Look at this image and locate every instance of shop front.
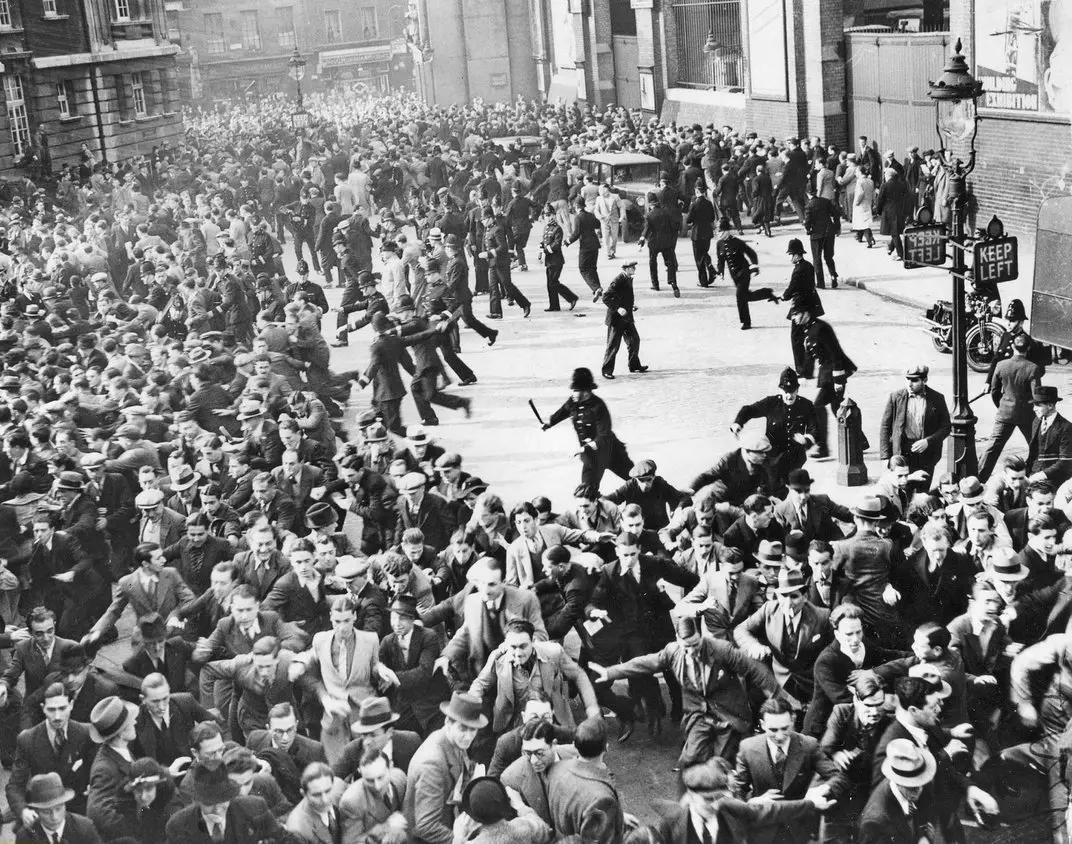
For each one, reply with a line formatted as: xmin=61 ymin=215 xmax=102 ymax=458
xmin=317 ymin=44 xmax=392 ymax=92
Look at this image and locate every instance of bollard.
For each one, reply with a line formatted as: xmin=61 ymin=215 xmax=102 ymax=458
xmin=836 ymin=398 xmax=868 ymax=486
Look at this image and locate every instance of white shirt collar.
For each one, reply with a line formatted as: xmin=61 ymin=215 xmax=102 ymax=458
xmin=240 ymin=618 xmax=261 ymax=638
xmin=895 ymin=710 xmax=929 ymax=748
xmin=767 ymin=737 xmax=789 ymax=761
xmin=890 ymin=783 xmax=915 ymax=816
xmin=690 ymin=809 xmax=718 ymax=843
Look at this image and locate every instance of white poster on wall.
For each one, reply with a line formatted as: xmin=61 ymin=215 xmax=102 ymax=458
xmin=748 ymin=0 xmax=788 ymax=99
xmin=550 ymin=0 xmax=575 ymax=73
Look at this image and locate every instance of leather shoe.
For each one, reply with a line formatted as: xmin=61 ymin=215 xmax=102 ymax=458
xmin=569 ymin=298 xmax=578 ymax=311
xmin=459 ymin=378 xmax=478 ymax=386
xmin=544 ymin=307 xmax=561 ymax=312
xmin=462 ymin=399 xmax=472 ymax=419
xmin=522 ymin=303 xmax=531 ymax=318
xmin=672 ymin=285 xmax=680 ymax=298
xmin=630 ymin=365 xmax=649 ymax=373
xmin=617 ymin=719 xmax=636 ymax=743
xmin=601 ymin=371 xmax=615 ymax=380
xmin=487 ymin=330 xmax=498 ymax=347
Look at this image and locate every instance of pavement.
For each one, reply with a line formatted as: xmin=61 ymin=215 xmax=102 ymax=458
xmin=0 ymin=212 xmax=1061 ymax=840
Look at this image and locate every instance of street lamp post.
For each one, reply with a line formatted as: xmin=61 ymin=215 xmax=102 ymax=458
xmin=287 ymin=47 xmax=309 ymax=129
xmin=928 ymin=38 xmax=984 ymax=480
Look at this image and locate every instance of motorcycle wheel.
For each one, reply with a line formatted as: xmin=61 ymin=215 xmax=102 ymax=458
xmin=931 ymin=329 xmax=952 ymax=354
xmin=966 ymin=323 xmax=1006 ymax=373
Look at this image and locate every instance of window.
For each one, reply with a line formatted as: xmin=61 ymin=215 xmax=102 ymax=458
xmin=0 ymin=0 xmax=12 ymax=28
xmin=43 ymin=0 xmax=58 ymax=16
xmin=56 ymin=79 xmax=76 ymax=117
xmin=670 ymin=0 xmax=744 ymax=90
xmin=240 ymin=9 xmax=260 ymax=50
xmin=204 ymin=12 xmax=224 ymax=53
xmin=131 ymin=71 xmax=147 ymax=116
xmin=357 ymin=6 xmax=377 ymax=38
xmin=114 ymin=0 xmax=130 ymax=20
xmin=277 ymin=5 xmax=295 ymax=48
xmin=324 ymin=9 xmax=341 ymax=43
xmin=4 ymin=75 xmax=30 ymax=156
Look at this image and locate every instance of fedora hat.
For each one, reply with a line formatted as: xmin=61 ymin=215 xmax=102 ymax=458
xmin=775 ymin=567 xmax=807 ymax=595
xmin=389 ymin=595 xmax=419 ymax=619
xmin=1032 ymin=385 xmax=1062 ymax=404
xmin=364 ymin=422 xmax=388 ymax=443
xmin=25 ymin=772 xmax=75 ymax=809
xmin=350 ymin=697 xmax=401 ymax=733
xmin=755 ymin=540 xmax=784 ymax=565
xmin=236 ymin=399 xmax=266 ymax=421
xmin=570 ymin=367 xmax=598 ymax=391
xmin=853 ymin=496 xmax=885 ymax=521
xmin=56 ymin=471 xmax=85 ymax=492
xmin=908 ymin=663 xmax=952 ymax=699
xmin=988 ymin=547 xmax=1029 ymax=582
xmin=170 ymin=465 xmax=201 ymax=492
xmin=881 ymin=739 xmax=937 ymax=787
xmin=58 ymin=643 xmax=92 ymax=674
xmin=182 ymin=761 xmax=241 ymax=804
xmin=89 ymin=695 xmax=139 ymax=743
xmin=439 ymin=691 xmax=488 ymax=730
xmin=304 ymin=502 xmax=338 ymax=530
xmin=957 ymin=476 xmax=984 ymax=504
xmin=124 ymin=757 xmax=168 ymax=791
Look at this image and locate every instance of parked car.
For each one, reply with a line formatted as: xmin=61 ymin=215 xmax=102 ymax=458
xmin=579 ymin=151 xmax=661 ymax=240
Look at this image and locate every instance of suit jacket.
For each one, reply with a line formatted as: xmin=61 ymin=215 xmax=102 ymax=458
xmin=733 ymin=733 xmax=845 ymax=844
xmin=237 ymin=490 xmax=297 ymax=535
xmin=133 ymin=692 xmax=214 ymax=764
xmin=165 ymin=795 xmax=289 ymax=844
xmin=773 ymin=493 xmax=851 ymax=543
xmin=608 ymin=635 xmax=780 ymax=733
xmin=332 ymin=730 xmax=422 ymax=781
xmin=200 ymin=650 xmax=298 ymax=737
xmin=990 ymin=356 xmax=1042 ymax=423
xmin=138 ymin=508 xmax=186 ymax=550
xmin=500 ymin=749 xmax=579 ymax=828
xmin=442 ymin=586 xmax=548 ymax=681
xmin=193 ymin=610 xmax=307 ymax=663
xmin=379 ymin=626 xmax=445 ymax=731
xmin=879 ymin=386 xmax=950 ymax=465
xmin=90 ymin=567 xmax=196 ymax=638
xmin=602 ymin=272 xmax=636 ymax=327
xmin=122 ymin=641 xmax=190 ymax=693
xmin=807 ymin=639 xmax=907 ymax=737
xmin=7 ymin=718 xmax=96 ymax=817
xmin=298 ymin=629 xmax=381 ymax=708
xmin=858 ymin=779 xmax=938 ymax=844
xmin=820 ymin=704 xmax=892 ymax=799
xmin=655 ymin=798 xmax=818 ymax=844
xmin=272 ymin=465 xmax=324 ymax=516
xmin=734 ymin=601 xmax=832 ymax=699
xmin=363 ymin=334 xmax=412 ymax=403
xmin=232 ymin=550 xmax=292 ymax=602
xmin=1028 ymin=412 xmax=1072 ymax=487
xmin=404 ymin=728 xmax=473 ymax=844
xmin=547 ymin=757 xmax=623 ymax=844
xmin=393 ymin=492 xmax=456 ymax=552
xmin=680 ymin=570 xmax=763 ymax=640
xmin=946 ymin=611 xmax=1011 ymax=680
xmin=87 ymin=744 xmax=135 ymax=840
xmin=162 ymin=534 xmax=234 ymax=594
xmin=470 ymin=640 xmax=599 ymax=733
xmin=1 ymin=636 xmax=80 ymax=698
xmin=263 ymin=571 xmax=330 ymax=635
xmin=339 ymin=767 xmax=407 ymax=844
xmin=285 ymin=796 xmax=340 ymax=844
xmin=1012 ymin=573 xmax=1072 ymax=638
xmin=895 ymin=547 xmax=974 ymax=628
xmin=15 ymin=812 xmax=103 ymax=844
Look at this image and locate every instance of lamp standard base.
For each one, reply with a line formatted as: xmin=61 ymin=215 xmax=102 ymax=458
xmin=947 ymin=410 xmax=978 ymax=480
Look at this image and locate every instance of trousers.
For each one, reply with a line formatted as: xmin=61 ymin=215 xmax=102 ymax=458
xmin=602 ymin=321 xmax=641 ymax=375
xmin=488 ymin=264 xmax=530 ymax=317
xmin=578 ymin=249 xmax=601 ymax=294
xmin=648 ymin=246 xmax=678 ymax=288
xmin=692 ymin=237 xmax=713 ymax=286
xmin=809 ymin=234 xmax=837 ymax=287
xmin=411 ymin=371 xmax=467 ymax=425
xmin=545 ymin=259 xmax=578 ymax=310
xmin=978 ymin=416 xmax=1034 ymax=481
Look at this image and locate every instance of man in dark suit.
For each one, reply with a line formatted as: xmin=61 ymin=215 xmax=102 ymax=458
xmin=732 ymin=698 xmax=846 ymax=844
xmin=7 ymin=682 xmax=96 ymax=825
xmin=773 ymin=469 xmax=851 ymax=543
xmin=165 ymin=761 xmax=289 ymax=844
xmin=1003 ymin=479 xmax=1068 ymax=552
xmin=392 ymin=471 xmax=455 ymax=552
xmin=246 ymin=701 xmax=328 ymax=804
xmin=133 ymin=673 xmax=214 ymax=765
xmin=377 ymin=595 xmax=446 ymax=735
xmin=332 ymin=697 xmax=423 ymax=780
xmin=655 ymin=756 xmax=833 ymax=844
xmin=500 ymin=718 xmax=578 ymax=828
xmin=782 ymin=239 xmax=825 ymax=378
xmin=639 ymin=193 xmax=681 ymax=296
xmin=162 ymin=512 xmax=235 ymax=595
xmin=261 ymin=537 xmax=329 ymax=636
xmin=357 ymin=313 xmax=414 ymax=438
xmin=734 ymin=568 xmax=833 ymax=706
xmin=947 ymin=580 xmax=1012 ymax=734
xmin=879 ymin=365 xmax=951 ymax=491
xmin=21 ymin=645 xmax=119 ymax=731
xmin=547 ymin=717 xmax=624 ymax=844
xmin=600 ymin=260 xmax=646 ymax=379
xmin=979 ymin=334 xmax=1043 ymax=481
xmin=13 ymin=771 xmax=103 ymax=844
xmin=0 ymin=607 xmax=79 ymax=710
xmin=595 ymin=615 xmax=782 ymax=769
xmin=715 ymin=217 xmax=772 ymax=331
xmin=686 ymin=181 xmax=717 ymax=287
xmin=858 ymin=739 xmax=939 ymax=844
xmin=895 ymin=519 xmax=975 ymax=631
xmin=804 ymin=188 xmax=841 ymax=289
xmin=1011 ymin=511 xmax=1062 ymax=594
xmin=121 ymin=614 xmax=191 ymax=694
xmin=679 ymin=547 xmax=763 ymax=640
xmin=19 ymin=515 xmax=95 ymax=638
xmin=231 ymin=524 xmax=292 ymax=602
xmin=818 ymin=673 xmax=893 ymax=843
xmin=192 ymin=584 xmax=306 ymax=665
xmin=199 ymin=636 xmax=299 ymax=739
xmin=237 ymin=472 xmax=297 ymax=536
xmin=81 ymin=452 xmax=137 ymax=580
xmin=690 ymin=433 xmax=786 ymax=506
xmin=1027 ymin=384 xmax=1072 ymax=488
xmin=0 ymin=429 xmax=52 ymax=501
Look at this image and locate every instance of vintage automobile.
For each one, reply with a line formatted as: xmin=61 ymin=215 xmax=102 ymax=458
xmin=578 ymin=151 xmax=662 ymax=240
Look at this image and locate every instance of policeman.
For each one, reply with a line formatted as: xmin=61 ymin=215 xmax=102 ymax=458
xmin=782 ymin=238 xmax=825 ymax=379
xmin=732 ymin=367 xmax=819 ymax=474
xmin=803 ymin=312 xmax=857 ymax=459
xmin=715 ymin=218 xmax=775 ymax=330
xmin=985 ymin=298 xmax=1050 ymax=384
xmin=542 ymin=367 xmax=634 ymax=489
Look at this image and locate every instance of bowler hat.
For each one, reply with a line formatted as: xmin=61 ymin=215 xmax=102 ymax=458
xmin=787 ymin=468 xmax=813 ymax=489
xmin=24 ymin=772 xmax=76 ymax=809
xmin=784 ymin=530 xmax=809 ymax=562
xmin=778 ymin=367 xmax=799 ymax=393
xmin=439 ymin=691 xmax=489 ymax=729
xmin=570 ymin=367 xmax=598 ymax=391
xmin=786 ymin=238 xmax=805 ymax=255
xmin=304 ymin=502 xmax=338 ymax=531
xmin=881 ymin=739 xmax=937 ymax=787
xmin=1032 ymin=385 xmax=1062 ymax=404
xmin=89 ymin=695 xmax=139 ymax=743
xmin=364 ymin=422 xmax=388 ymax=442
xmin=181 ymin=762 xmax=241 ymax=804
xmin=350 ymin=697 xmax=401 ymax=733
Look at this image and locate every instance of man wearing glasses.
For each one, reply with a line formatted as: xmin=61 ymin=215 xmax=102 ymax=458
xmin=879 ymin=365 xmax=951 ymax=496
xmin=246 ymin=702 xmax=329 ymax=805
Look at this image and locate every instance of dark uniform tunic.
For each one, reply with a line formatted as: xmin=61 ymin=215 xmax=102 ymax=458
xmin=546 ymin=393 xmax=633 ymax=490
xmin=716 ymin=235 xmax=773 ymax=329
xmin=733 ymin=395 xmax=819 ymax=473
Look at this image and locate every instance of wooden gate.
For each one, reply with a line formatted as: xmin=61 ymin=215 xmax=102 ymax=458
xmin=612 ymin=35 xmax=640 ymax=109
xmin=845 ymin=32 xmax=949 ymax=155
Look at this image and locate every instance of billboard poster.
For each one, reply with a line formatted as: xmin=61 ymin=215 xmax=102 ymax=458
xmin=974 ymin=0 xmax=1070 ymax=114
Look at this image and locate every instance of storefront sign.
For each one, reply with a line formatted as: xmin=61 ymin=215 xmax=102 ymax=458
xmin=319 ymin=46 xmax=391 ymax=70
xmin=975 ymin=0 xmax=1070 ymax=114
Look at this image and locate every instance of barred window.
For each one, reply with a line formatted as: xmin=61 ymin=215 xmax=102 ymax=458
xmin=670 ymin=0 xmax=744 ymax=90
xmin=4 ymin=75 xmax=31 ymax=156
xmin=131 ymin=71 xmax=147 ymax=116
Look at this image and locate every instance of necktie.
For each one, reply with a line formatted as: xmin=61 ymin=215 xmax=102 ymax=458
xmin=798 ymin=503 xmax=807 ymax=526
xmin=209 ymin=821 xmax=224 ymax=843
xmin=772 ymin=745 xmax=786 ymax=781
xmin=51 ymin=833 xmax=61 ymax=844
xmin=703 ymin=826 xmax=714 ymax=844
xmin=54 ymin=729 xmax=66 ymax=757
xmin=727 ymin=578 xmax=737 ymax=611
xmin=382 ymin=786 xmax=394 ymax=812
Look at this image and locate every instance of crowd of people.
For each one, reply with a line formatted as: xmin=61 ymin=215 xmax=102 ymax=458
xmin=0 ymin=86 xmax=1070 ymax=844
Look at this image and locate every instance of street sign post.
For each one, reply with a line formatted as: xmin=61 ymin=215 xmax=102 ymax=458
xmin=903 ymin=224 xmax=948 ymax=269
xmin=973 ymin=216 xmax=1018 ymax=284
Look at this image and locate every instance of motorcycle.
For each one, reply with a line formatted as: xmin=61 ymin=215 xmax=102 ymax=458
xmin=921 ymin=291 xmax=1007 ymax=374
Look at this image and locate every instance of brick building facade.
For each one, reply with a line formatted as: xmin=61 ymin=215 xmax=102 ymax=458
xmin=0 ymin=0 xmax=181 ymax=178
xmin=176 ymin=0 xmax=406 ymax=103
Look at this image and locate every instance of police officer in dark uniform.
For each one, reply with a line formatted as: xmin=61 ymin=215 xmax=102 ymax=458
xmin=985 ymin=298 xmax=1050 ymax=384
xmin=803 ymin=311 xmax=857 ymax=458
xmin=465 ymin=192 xmax=491 ymax=296
xmin=542 ymin=367 xmax=634 ymax=490
xmin=332 ymin=233 xmax=364 ymax=346
xmin=782 ymin=238 xmax=825 ymax=379
xmin=715 ymin=218 xmax=775 ymax=330
xmin=731 ymin=367 xmax=819 ymax=474
xmin=600 ymin=260 xmax=647 ymax=380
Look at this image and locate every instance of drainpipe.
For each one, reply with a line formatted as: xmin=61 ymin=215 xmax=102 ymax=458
xmin=76 ymin=0 xmax=110 ymax=163
xmin=455 ymin=0 xmax=471 ymax=101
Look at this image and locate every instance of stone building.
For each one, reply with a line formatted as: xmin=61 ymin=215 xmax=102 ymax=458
xmin=0 ymin=0 xmax=181 ymax=177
